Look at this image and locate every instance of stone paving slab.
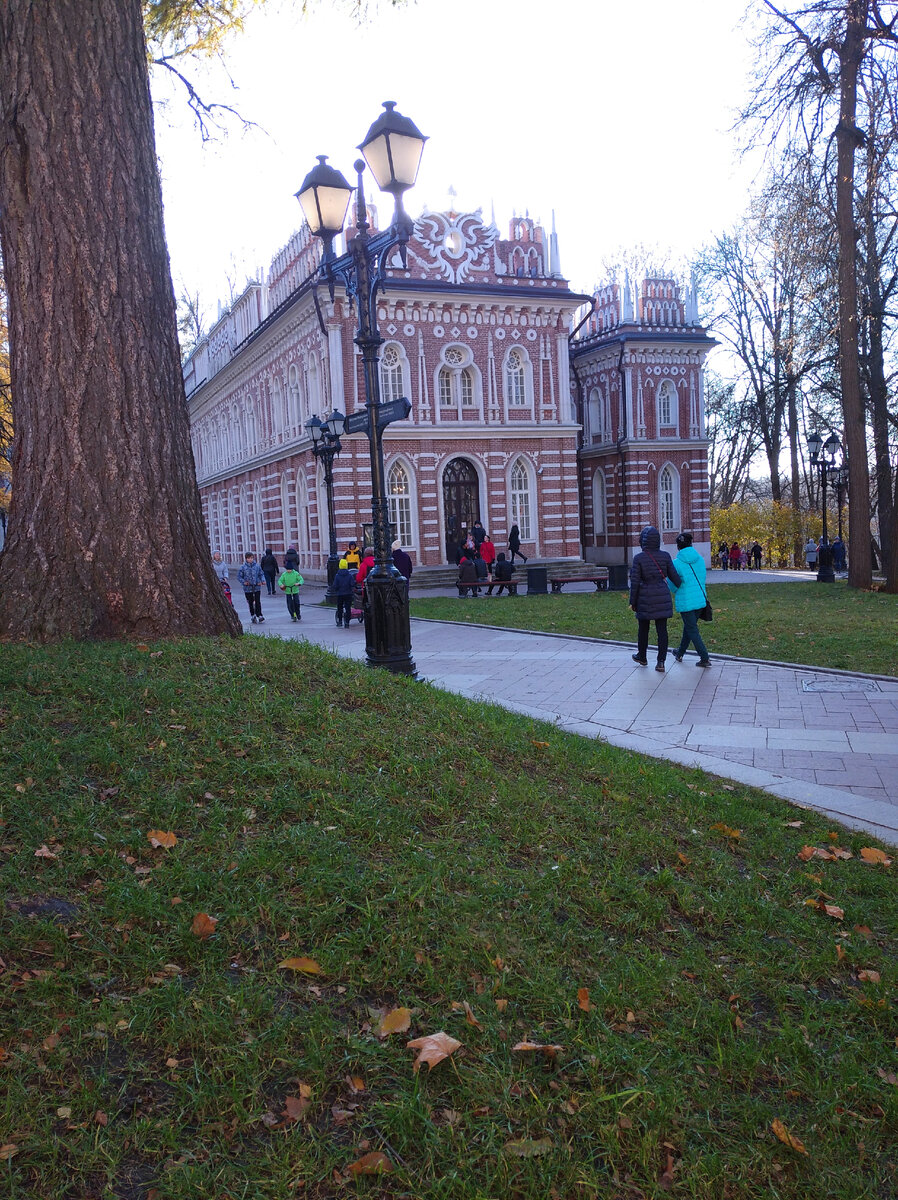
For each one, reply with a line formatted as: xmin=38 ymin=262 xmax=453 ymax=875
xmin=246 ymin=587 xmax=898 ymax=845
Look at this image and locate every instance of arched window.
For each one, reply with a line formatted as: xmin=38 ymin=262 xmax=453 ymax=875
xmin=506 ymin=349 xmax=527 ymax=406
xmin=380 ymin=344 xmax=405 ymax=403
xmin=388 ymin=461 xmax=413 ymax=546
xmin=253 ymin=482 xmax=264 ymax=552
xmin=280 ymin=473 xmax=294 ymax=549
xmin=510 ymin=458 xmax=532 ymax=540
xmin=658 ymin=380 xmax=676 ymax=430
xmin=659 ymin=465 xmax=679 ymax=532
xmin=437 ymin=346 xmax=480 ymax=419
xmin=308 ymin=355 xmax=320 ymax=415
xmin=230 ymin=487 xmax=240 ymax=554
xmin=588 ymin=387 xmax=602 ymax=443
xmin=295 ymin=473 xmax=311 ymax=561
xmin=592 ymin=469 xmax=607 ymax=537
xmin=288 ymin=364 xmax=300 ymax=432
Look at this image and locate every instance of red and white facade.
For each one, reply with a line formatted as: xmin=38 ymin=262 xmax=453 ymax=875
xmin=571 ymin=276 xmax=715 ymax=564
xmin=185 ymin=210 xmax=714 ymax=572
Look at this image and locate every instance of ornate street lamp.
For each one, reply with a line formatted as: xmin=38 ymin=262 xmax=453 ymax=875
xmin=833 ymin=464 xmax=849 ymax=542
xmin=297 ymin=102 xmax=427 ymax=675
xmin=305 ymin=409 xmax=345 ymax=603
xmin=807 ymin=429 xmax=842 ymax=583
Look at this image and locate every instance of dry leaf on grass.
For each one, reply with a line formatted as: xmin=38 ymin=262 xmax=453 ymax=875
xmin=283 ymin=1094 xmax=310 ymax=1121
xmin=771 ymin=1118 xmax=808 ymax=1154
xmin=346 ymin=1150 xmax=392 ymax=1176
xmin=858 ymin=970 xmax=881 ymax=983
xmin=577 ymin=987 xmax=592 ymax=1012
xmin=860 ymin=847 xmax=893 ymax=866
xmin=406 ymin=1030 xmax=461 ymax=1072
xmin=379 ymin=1006 xmax=412 ymax=1037
xmin=495 ymin=997 xmax=509 ymax=1012
xmin=504 ymin=1136 xmax=553 ymax=1157
xmin=0 ymin=1145 xmax=19 ymax=1161
xmin=190 ymin=912 xmax=218 ymax=939
xmin=34 ymin=844 xmax=58 ymax=859
xmin=512 ymin=1041 xmax=564 ymax=1057
xmin=805 ymin=899 xmax=845 ymax=920
xmin=877 ymin=1068 xmax=898 ymax=1085
xmin=451 ymin=1000 xmax=483 ymax=1030
xmin=147 ymin=830 xmax=177 ymax=849
xmin=277 ymin=956 xmax=321 ymax=975
xmin=710 ymin=823 xmax=741 ymax=839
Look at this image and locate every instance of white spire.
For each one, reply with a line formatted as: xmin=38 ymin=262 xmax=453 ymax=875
xmin=548 ymin=209 xmax=562 ymax=278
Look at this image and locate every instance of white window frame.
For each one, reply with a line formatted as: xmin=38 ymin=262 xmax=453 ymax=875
xmin=658 ymin=379 xmax=677 ymax=432
xmin=659 ymin=464 xmax=679 ymax=532
xmin=435 ymin=345 xmax=482 ymax=421
xmin=592 ymin=468 xmax=607 ymax=537
xmin=509 ymin=457 xmax=533 ymax=541
xmin=387 ymin=458 xmax=415 ymax=547
xmin=379 ymin=343 xmax=408 ymax=404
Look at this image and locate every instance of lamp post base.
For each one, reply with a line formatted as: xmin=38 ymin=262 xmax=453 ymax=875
xmin=816 ymin=545 xmax=835 ymax=583
xmin=324 ymin=553 xmax=340 ymax=605
xmin=363 ymin=569 xmax=417 ymax=676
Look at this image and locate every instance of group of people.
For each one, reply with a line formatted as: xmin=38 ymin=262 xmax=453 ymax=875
xmin=455 ymin=522 xmax=527 ymax=596
xmin=716 ymin=540 xmax=763 ymax=570
xmin=804 ymin=536 xmax=847 ymax=572
xmin=629 ymin=526 xmax=711 ymax=672
xmin=212 ymin=538 xmax=416 ymax=628
xmin=454 ymin=522 xmax=528 ymax=567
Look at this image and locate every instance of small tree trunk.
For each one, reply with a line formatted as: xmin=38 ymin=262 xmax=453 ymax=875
xmin=0 ymin=0 xmax=240 ymax=640
xmin=835 ymin=0 xmax=873 ymax=589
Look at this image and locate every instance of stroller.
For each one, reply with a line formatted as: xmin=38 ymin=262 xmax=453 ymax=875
xmin=350 ymin=581 xmax=365 ymax=624
xmin=221 ymin=578 xmax=233 ymax=606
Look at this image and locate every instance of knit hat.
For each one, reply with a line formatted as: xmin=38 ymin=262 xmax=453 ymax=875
xmin=339 ymin=558 xmax=348 ymax=569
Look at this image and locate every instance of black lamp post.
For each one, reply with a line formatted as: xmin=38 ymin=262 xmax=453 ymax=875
xmin=296 ymin=101 xmax=426 ymax=676
xmin=305 ymin=409 xmax=345 ymax=603
xmin=807 ymin=429 xmax=842 ymax=583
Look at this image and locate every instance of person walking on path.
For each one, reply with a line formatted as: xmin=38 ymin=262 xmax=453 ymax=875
xmin=237 ymin=553 xmax=265 ymax=624
xmin=668 ymin=532 xmax=711 ymax=669
xmin=804 ymin=537 xmax=818 ymax=570
xmin=728 ymin=541 xmax=741 ymax=571
xmin=718 ymin=540 xmax=729 ymax=570
xmin=355 ymin=547 xmax=376 ymax=590
xmin=629 ymin=526 xmax=681 ymax=672
xmin=276 ymin=562 xmax=304 ymax=622
xmin=344 ymin=541 xmax=361 ymax=571
xmin=751 ymin=541 xmax=762 ymax=570
xmin=832 ymin=536 xmax=847 ymax=572
xmin=332 ymin=558 xmax=355 ymax=627
xmin=284 ymin=545 xmax=299 ymax=571
xmin=212 ymin=552 xmax=232 ymax=605
xmin=508 ymin=524 xmax=528 ymax=565
xmin=260 ymin=548 xmax=279 ymax=595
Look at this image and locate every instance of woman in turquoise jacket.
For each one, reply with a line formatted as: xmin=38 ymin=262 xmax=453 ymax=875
xmin=667 ymin=532 xmax=711 ymax=668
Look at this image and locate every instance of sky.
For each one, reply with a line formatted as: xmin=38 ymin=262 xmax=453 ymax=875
xmin=153 ymin=0 xmax=762 ymax=321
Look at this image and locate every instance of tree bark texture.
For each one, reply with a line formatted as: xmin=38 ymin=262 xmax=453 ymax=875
xmin=0 ymin=0 xmax=241 ymax=640
xmin=836 ymin=0 xmax=874 ymax=588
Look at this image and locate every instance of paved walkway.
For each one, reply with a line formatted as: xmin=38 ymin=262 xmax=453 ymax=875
xmin=242 ymin=577 xmax=898 ymax=846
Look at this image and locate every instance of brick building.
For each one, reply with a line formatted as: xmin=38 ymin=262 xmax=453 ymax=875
xmin=185 ymin=208 xmax=714 ymax=574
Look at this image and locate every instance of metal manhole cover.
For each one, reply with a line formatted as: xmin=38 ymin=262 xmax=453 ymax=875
xmin=801 ymin=678 xmax=881 ymax=693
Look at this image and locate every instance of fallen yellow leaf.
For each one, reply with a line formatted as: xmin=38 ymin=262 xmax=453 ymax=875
xmin=147 ymin=829 xmax=177 ymax=849
xmin=860 ymin=847 xmax=893 ymax=867
xmin=577 ymin=987 xmax=592 ymax=1012
xmin=710 ymin=823 xmax=741 ymax=839
xmin=771 ymin=1118 xmax=808 ymax=1154
xmin=346 ymin=1150 xmax=392 ymax=1176
xmin=379 ymin=1006 xmax=412 ymax=1037
xmin=277 ymin=956 xmax=321 ymax=975
xmin=190 ymin=912 xmax=217 ymax=939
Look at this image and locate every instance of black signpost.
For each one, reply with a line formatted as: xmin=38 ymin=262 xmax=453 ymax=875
xmin=344 ymin=397 xmax=411 ymax=437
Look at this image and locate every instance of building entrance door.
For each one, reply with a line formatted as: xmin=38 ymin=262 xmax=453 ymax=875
xmin=443 ymin=458 xmax=480 ymax=561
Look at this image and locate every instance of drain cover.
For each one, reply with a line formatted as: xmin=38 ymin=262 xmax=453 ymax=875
xmin=801 ymin=678 xmax=881 ymax=693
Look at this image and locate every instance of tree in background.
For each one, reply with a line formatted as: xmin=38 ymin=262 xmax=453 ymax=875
xmin=705 ymin=375 xmax=762 ymax=508
xmin=0 ymin=0 xmax=275 ymax=640
xmin=744 ymin=0 xmax=898 ymax=590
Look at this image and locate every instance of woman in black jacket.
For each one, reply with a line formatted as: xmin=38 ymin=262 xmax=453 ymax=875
xmin=629 ymin=526 xmax=681 ymax=672
xmin=508 ymin=524 xmax=528 ymax=565
xmin=260 ymin=548 xmax=279 ymax=595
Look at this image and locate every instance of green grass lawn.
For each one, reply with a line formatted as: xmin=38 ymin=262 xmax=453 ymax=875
xmin=410 ymin=581 xmax=898 ymax=677
xmin=1 ymin=636 xmax=896 ymax=1199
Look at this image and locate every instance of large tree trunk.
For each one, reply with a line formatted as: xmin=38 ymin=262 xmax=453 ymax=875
xmin=0 ymin=0 xmax=241 ymax=640
xmin=836 ymin=0 xmax=874 ymax=589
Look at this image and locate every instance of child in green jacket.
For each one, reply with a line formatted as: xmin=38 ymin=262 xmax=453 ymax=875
xmin=277 ymin=566 xmax=304 ymax=622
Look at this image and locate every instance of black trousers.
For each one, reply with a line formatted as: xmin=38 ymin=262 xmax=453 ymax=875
xmin=263 ymin=570 xmax=277 ymax=595
xmin=637 ymin=617 xmax=668 ymax=663
xmin=243 ymin=590 xmax=262 ymax=618
xmin=336 ymin=595 xmax=352 ymax=624
xmin=285 ymin=593 xmax=301 ymax=619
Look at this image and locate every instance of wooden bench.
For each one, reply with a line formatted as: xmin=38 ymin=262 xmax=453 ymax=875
xmin=549 ymin=569 xmax=610 ymax=593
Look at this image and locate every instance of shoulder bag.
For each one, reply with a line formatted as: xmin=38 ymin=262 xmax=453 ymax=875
xmin=686 ymin=561 xmax=712 ymax=622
